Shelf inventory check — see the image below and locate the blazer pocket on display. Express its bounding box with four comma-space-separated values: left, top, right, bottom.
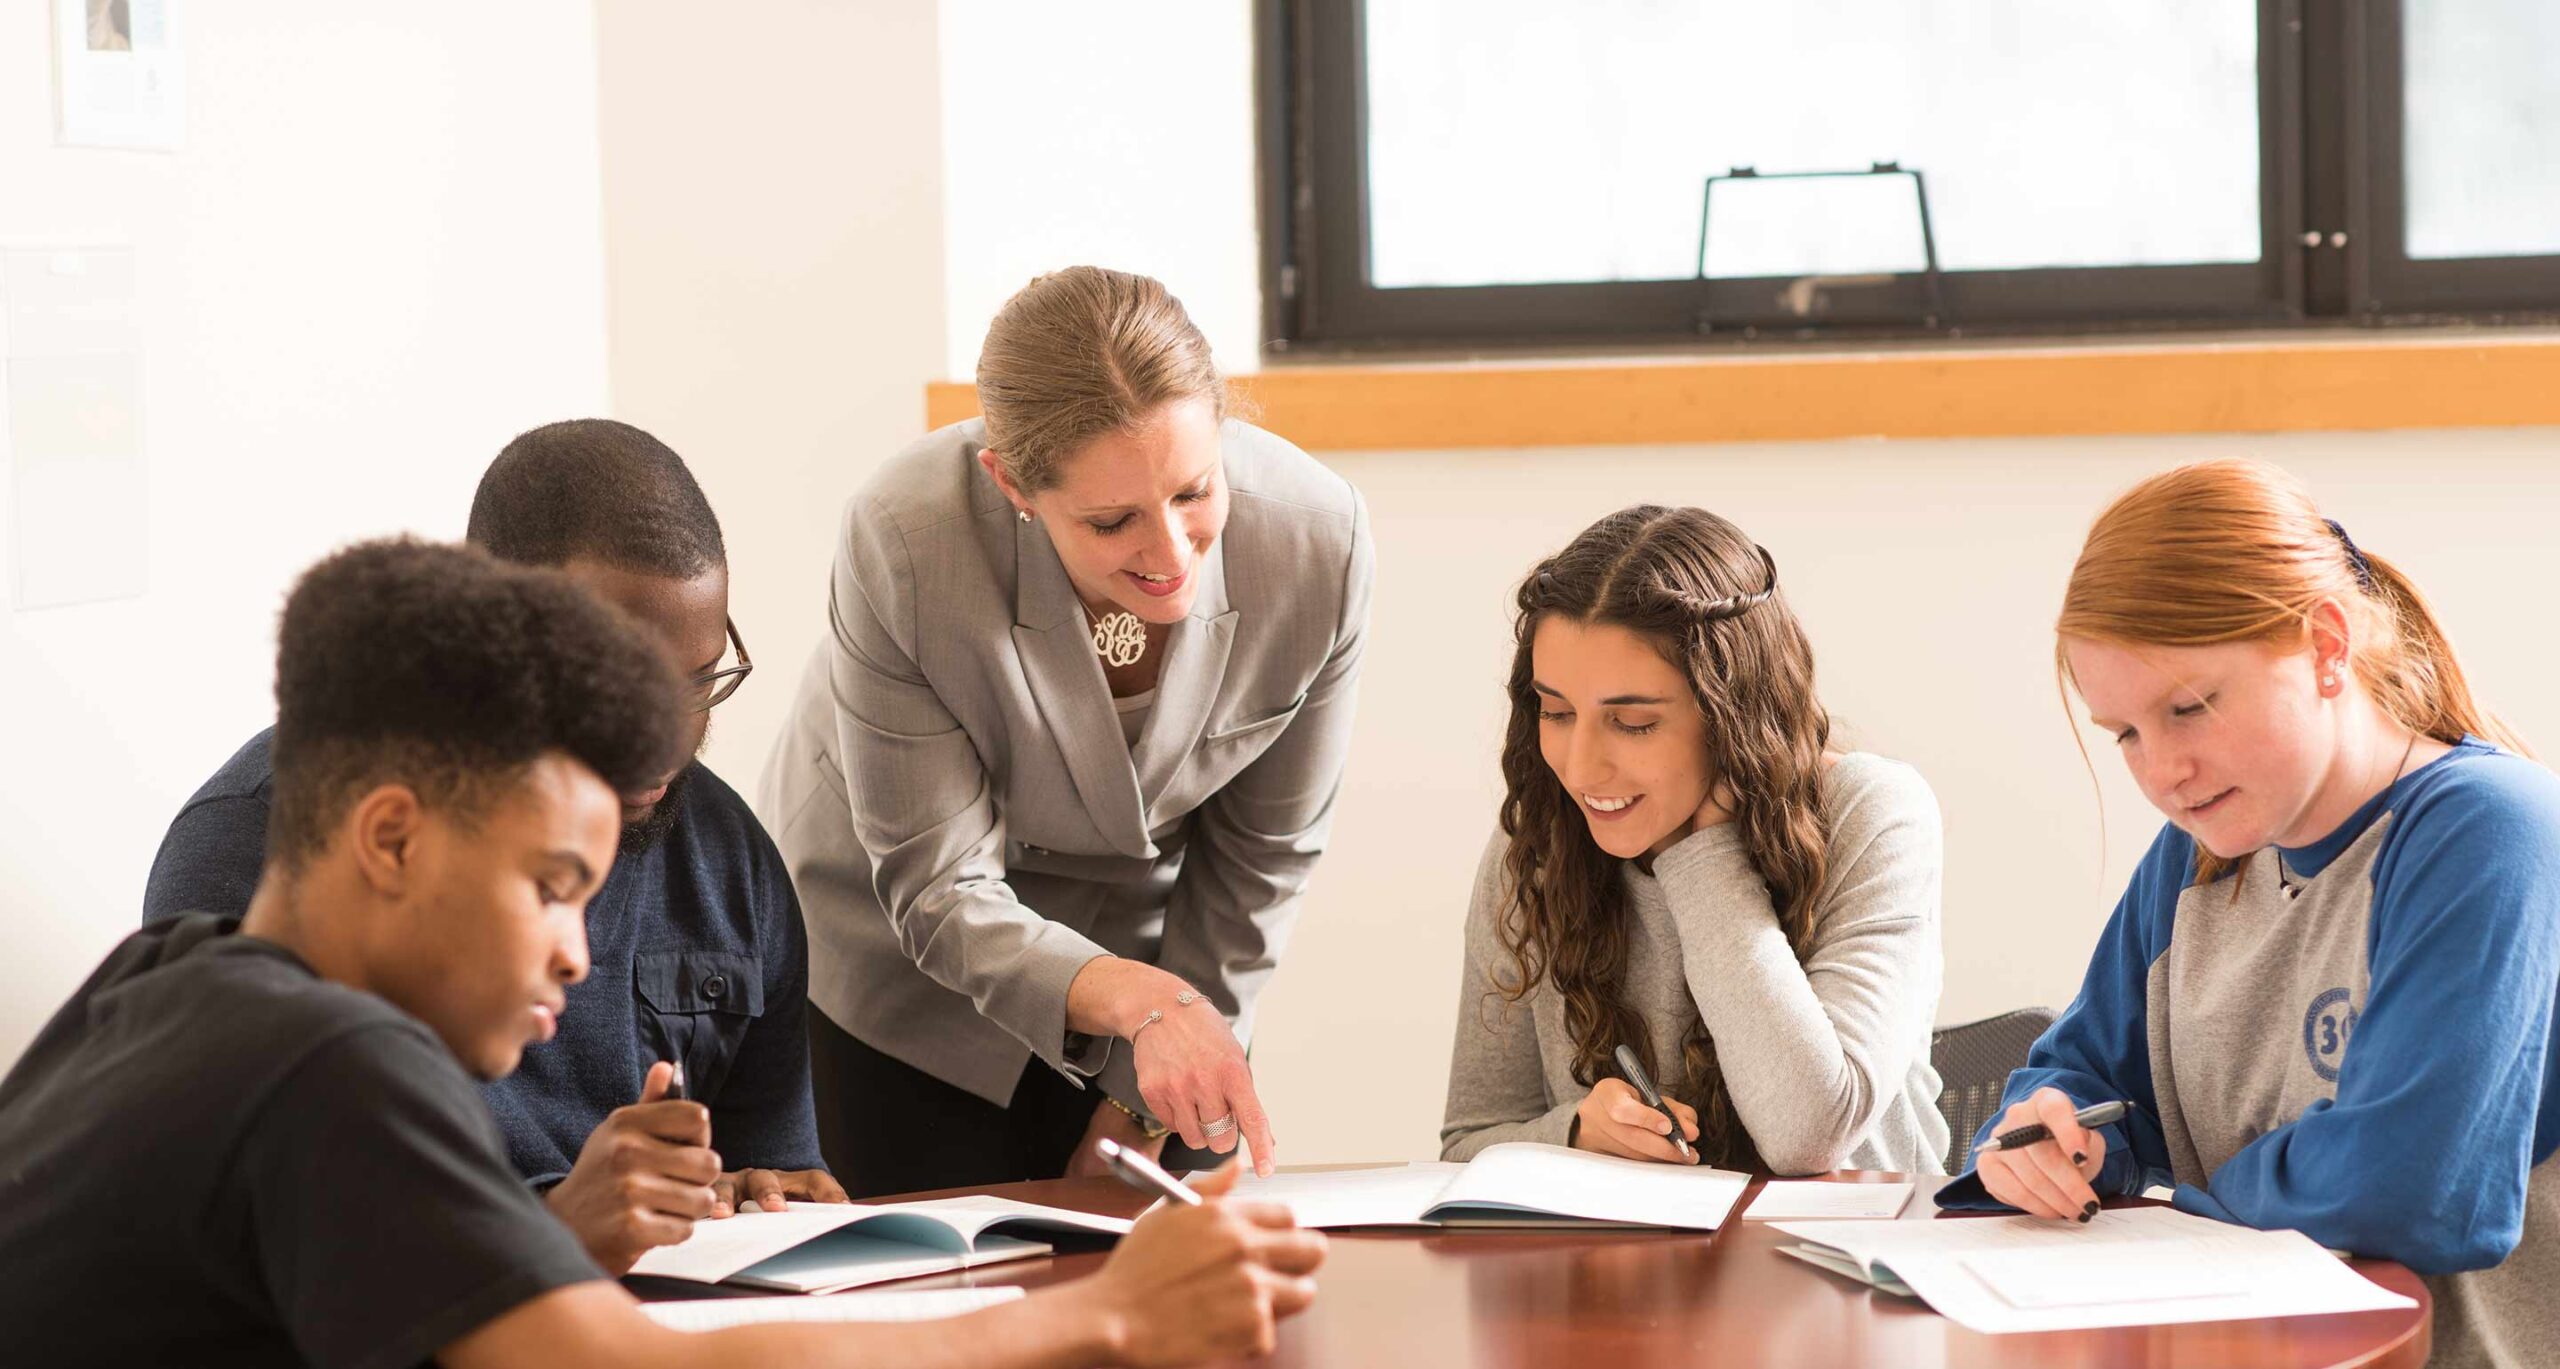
1203, 693, 1308, 747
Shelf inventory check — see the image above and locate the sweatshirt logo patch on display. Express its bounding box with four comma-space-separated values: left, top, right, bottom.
2302, 987, 2360, 1083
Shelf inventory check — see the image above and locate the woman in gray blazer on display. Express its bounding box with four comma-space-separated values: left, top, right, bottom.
762, 267, 1372, 1196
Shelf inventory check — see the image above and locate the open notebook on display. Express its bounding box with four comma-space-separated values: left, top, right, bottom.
1204, 1143, 1751, 1230
627, 1196, 1133, 1294
1772, 1205, 2416, 1334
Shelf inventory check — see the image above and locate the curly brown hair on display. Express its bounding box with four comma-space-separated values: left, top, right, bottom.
1494, 506, 1833, 1167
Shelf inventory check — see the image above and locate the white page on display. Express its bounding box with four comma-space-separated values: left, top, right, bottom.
1771, 1206, 2415, 1334
630, 1196, 1132, 1285
732, 1232, 1051, 1295
1963, 1243, 2237, 1308
881, 1194, 1135, 1239
1433, 1143, 1750, 1229
642, 1286, 1025, 1330
1204, 1164, 1465, 1228
1744, 1180, 1914, 1221
630, 1204, 883, 1283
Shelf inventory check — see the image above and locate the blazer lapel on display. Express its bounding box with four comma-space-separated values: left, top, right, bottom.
1011, 518, 1151, 857
1132, 541, 1237, 813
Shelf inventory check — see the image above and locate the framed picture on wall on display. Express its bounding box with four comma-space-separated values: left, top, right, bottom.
54, 0, 185, 151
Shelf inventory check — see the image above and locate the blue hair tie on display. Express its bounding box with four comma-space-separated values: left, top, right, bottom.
2324, 518, 2375, 593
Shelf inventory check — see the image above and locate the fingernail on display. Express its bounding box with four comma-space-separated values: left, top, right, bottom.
2072, 1151, 2086, 1166
2078, 1211, 2092, 1224
2082, 1200, 2099, 1218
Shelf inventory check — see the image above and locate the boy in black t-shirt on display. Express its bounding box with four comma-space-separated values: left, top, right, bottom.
145, 419, 846, 1276
0, 540, 1323, 1369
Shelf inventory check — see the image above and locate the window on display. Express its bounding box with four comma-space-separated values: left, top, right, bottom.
1258, 0, 2560, 351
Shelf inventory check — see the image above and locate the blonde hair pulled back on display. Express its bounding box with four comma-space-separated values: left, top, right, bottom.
974, 266, 1226, 493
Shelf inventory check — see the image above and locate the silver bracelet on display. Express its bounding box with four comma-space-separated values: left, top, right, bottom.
1129, 988, 1213, 1044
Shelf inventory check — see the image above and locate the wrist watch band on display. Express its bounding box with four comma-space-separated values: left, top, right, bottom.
1103, 1092, 1171, 1141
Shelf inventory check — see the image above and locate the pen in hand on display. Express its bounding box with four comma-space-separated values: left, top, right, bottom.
1973, 1099, 2132, 1153
1612, 1044, 1694, 1162
1096, 1137, 1204, 1207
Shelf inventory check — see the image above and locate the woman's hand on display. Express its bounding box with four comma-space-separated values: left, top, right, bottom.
1571, 1078, 1701, 1164
1068, 958, 1278, 1176
1131, 1001, 1272, 1176
1974, 1087, 2107, 1220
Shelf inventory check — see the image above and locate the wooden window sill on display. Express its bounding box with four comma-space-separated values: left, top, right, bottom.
924, 333, 2560, 451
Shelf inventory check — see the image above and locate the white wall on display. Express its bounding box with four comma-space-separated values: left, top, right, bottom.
593, 0, 948, 792
0, 3, 613, 1061
938, 0, 1260, 379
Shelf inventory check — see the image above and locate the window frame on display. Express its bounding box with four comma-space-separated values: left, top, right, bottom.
1257, 0, 2560, 356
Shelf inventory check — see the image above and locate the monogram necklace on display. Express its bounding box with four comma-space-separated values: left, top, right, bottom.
1087, 603, 1148, 668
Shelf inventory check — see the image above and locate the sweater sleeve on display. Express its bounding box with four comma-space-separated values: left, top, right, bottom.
2168, 760, 2560, 1272
1653, 758, 1944, 1175
1441, 834, 1581, 1160
1938, 824, 2187, 1210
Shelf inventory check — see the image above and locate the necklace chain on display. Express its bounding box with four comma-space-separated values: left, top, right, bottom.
2278, 730, 2427, 900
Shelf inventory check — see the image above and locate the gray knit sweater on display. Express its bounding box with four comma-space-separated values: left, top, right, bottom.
1441, 752, 1950, 1175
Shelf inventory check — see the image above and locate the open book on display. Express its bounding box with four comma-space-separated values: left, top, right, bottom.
1206, 1143, 1751, 1230
1772, 1205, 2417, 1334
627, 1196, 1134, 1294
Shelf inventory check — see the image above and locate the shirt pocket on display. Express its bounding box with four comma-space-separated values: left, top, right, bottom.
633, 949, 766, 1105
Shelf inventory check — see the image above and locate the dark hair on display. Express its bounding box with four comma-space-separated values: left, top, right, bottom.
267, 538, 688, 866
466, 419, 726, 577
1494, 506, 1832, 1169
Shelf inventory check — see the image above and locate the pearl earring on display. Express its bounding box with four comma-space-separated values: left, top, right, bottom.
1018, 508, 1033, 523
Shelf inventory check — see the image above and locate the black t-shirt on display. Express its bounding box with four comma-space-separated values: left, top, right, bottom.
0, 914, 601, 1368
143, 728, 825, 1185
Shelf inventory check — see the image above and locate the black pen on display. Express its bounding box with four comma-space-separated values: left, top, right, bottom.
1973, 1099, 2132, 1153
1612, 1043, 1694, 1161
1096, 1138, 1204, 1207
666, 1059, 687, 1103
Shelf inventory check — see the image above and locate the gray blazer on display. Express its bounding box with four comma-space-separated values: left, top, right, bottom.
760, 418, 1372, 1113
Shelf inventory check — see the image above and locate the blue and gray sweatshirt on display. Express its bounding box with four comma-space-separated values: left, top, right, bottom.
1940, 739, 2560, 1369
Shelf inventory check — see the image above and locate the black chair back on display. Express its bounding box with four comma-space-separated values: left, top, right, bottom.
1929, 1007, 2059, 1173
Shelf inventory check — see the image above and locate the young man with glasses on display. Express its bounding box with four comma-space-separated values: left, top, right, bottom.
142, 420, 841, 1273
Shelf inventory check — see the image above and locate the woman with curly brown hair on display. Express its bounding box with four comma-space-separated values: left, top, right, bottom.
1440, 505, 1950, 1176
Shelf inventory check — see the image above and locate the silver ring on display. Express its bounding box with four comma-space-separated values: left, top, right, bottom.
1202, 1114, 1236, 1138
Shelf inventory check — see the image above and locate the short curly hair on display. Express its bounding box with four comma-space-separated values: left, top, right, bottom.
466, 419, 725, 578
266, 538, 688, 867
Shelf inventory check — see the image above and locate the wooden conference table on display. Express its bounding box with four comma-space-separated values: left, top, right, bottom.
643, 1170, 2432, 1368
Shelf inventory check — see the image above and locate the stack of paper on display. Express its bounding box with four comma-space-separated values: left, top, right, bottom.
1771, 1206, 2417, 1334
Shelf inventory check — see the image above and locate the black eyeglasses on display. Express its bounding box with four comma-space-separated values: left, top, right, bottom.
691, 616, 752, 712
